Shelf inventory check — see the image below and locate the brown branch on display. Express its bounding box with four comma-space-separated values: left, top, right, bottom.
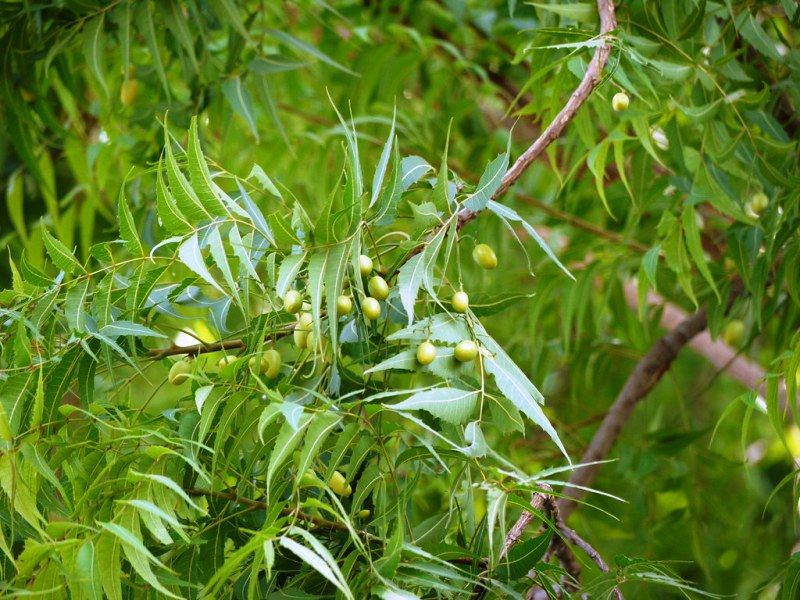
556, 308, 709, 519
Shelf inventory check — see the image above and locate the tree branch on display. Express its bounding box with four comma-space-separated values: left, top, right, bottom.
556, 308, 709, 519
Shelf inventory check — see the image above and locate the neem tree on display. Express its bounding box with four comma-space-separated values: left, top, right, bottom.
0, 5, 628, 596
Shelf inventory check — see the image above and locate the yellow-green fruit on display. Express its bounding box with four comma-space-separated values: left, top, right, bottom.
251, 349, 282, 378
328, 471, 352, 496
283, 290, 303, 314
336, 295, 353, 316
472, 244, 498, 270
120, 78, 139, 106
451, 291, 469, 313
362, 297, 381, 320
368, 276, 390, 301
294, 313, 313, 349
359, 254, 373, 276
748, 192, 769, 216
217, 355, 237, 369
357, 509, 371, 519
299, 469, 319, 487
294, 329, 309, 349
722, 320, 746, 346
416, 341, 437, 365
168, 360, 192, 385
612, 92, 630, 112
454, 340, 479, 362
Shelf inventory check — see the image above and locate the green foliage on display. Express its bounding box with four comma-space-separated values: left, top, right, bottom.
0, 0, 799, 598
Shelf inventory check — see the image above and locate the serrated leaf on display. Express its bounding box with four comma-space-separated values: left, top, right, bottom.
487, 200, 573, 280
207, 225, 239, 303
280, 530, 354, 600
388, 388, 478, 425
276, 253, 305, 298
43, 228, 83, 274
370, 108, 396, 208
164, 123, 210, 222
295, 412, 341, 481
99, 321, 166, 339
187, 117, 228, 217
178, 233, 224, 294
267, 415, 312, 492
681, 206, 719, 301
118, 193, 144, 256
268, 29, 357, 76
134, 3, 169, 99
387, 313, 471, 344
401, 155, 434, 191
462, 152, 508, 212
65, 279, 90, 332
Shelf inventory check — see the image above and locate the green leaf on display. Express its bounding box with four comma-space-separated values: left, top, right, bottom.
267, 415, 312, 492
370, 108, 396, 208
276, 253, 306, 298
43, 228, 83, 274
207, 225, 240, 303
681, 206, 720, 301
99, 321, 166, 338
134, 2, 170, 99
6, 170, 26, 242
222, 77, 260, 142
83, 15, 108, 98
401, 156, 434, 190
178, 233, 225, 294
65, 279, 90, 332
118, 192, 144, 256
487, 201, 573, 280
530, 2, 598, 23
268, 29, 357, 76
462, 152, 509, 212
737, 11, 782, 61
387, 388, 479, 425
187, 116, 229, 217
295, 412, 342, 481
164, 123, 211, 222
280, 530, 355, 600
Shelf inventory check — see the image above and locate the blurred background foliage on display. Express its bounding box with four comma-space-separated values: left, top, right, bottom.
1, 0, 799, 597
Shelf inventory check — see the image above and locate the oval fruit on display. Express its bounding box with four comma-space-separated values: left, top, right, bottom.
336, 295, 353, 316
357, 509, 371, 519
359, 254, 373, 276
217, 355, 237, 369
454, 340, 479, 362
258, 349, 281, 378
362, 297, 381, 321
328, 470, 352, 496
722, 320, 745, 346
748, 192, 769, 216
612, 92, 630, 112
368, 276, 390, 300
451, 291, 469, 313
416, 341, 437, 365
120, 78, 139, 106
168, 360, 192, 385
283, 290, 303, 314
472, 244, 498, 270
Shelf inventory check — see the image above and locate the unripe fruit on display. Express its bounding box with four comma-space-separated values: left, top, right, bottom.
168, 360, 192, 385
454, 340, 479, 362
336, 295, 353, 316
416, 341, 437, 365
451, 291, 469, 313
357, 509, 371, 519
120, 78, 139, 106
472, 244, 498, 270
748, 192, 769, 216
362, 297, 381, 321
294, 313, 313, 348
294, 328, 309, 349
299, 469, 319, 487
359, 254, 373, 276
368, 276, 390, 300
328, 471, 352, 497
612, 92, 630, 112
722, 320, 745, 346
283, 290, 303, 314
217, 355, 237, 369
250, 349, 281, 378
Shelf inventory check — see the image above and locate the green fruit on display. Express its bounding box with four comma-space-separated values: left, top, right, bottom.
251, 349, 281, 378
722, 320, 746, 346
119, 78, 139, 106
454, 340, 479, 362
359, 254, 373, 276
283, 290, 303, 314
217, 355, 237, 369
362, 297, 381, 320
748, 192, 769, 216
612, 92, 630, 111
328, 470, 352, 496
416, 341, 437, 365
451, 291, 469, 313
357, 509, 371, 519
336, 295, 353, 316
299, 469, 320, 487
294, 328, 309, 349
472, 244, 498, 270
368, 275, 390, 300
168, 360, 192, 385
